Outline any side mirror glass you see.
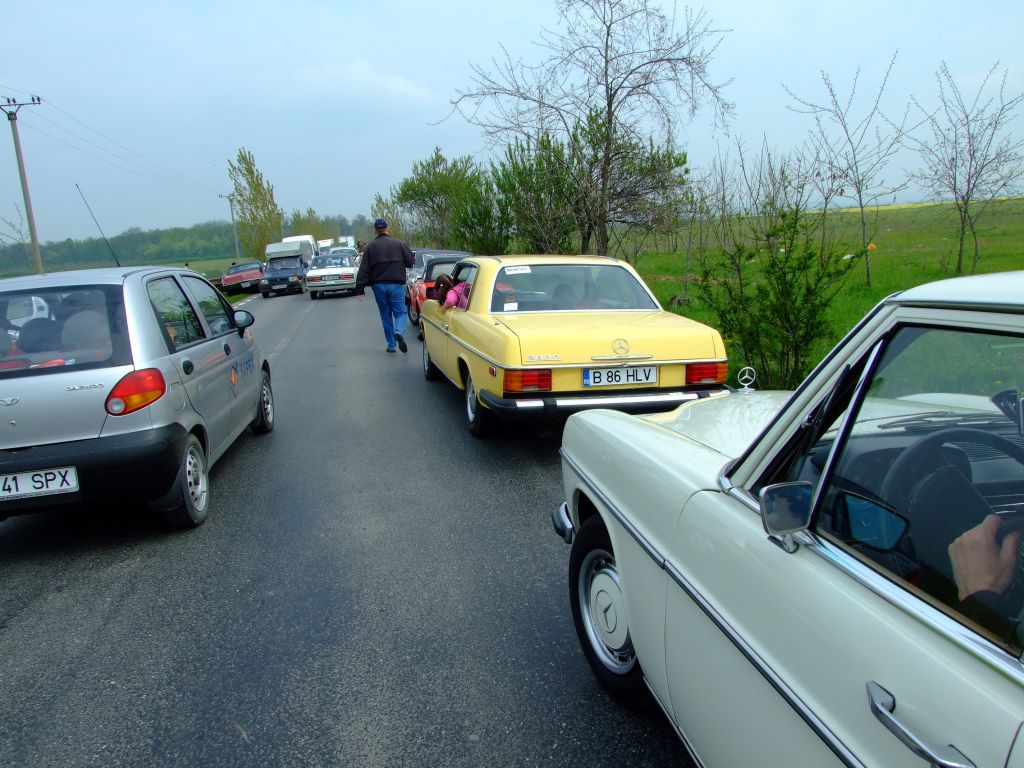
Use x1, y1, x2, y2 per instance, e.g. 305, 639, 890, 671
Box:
760, 481, 813, 537
836, 492, 907, 551
234, 309, 255, 336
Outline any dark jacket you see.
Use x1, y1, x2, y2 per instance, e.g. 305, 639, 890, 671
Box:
355, 233, 414, 292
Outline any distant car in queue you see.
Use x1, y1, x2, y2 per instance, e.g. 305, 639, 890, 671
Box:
259, 254, 307, 298
407, 254, 462, 333
219, 261, 265, 295
306, 253, 358, 300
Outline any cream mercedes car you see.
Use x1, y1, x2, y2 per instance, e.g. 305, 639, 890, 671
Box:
554, 271, 1024, 767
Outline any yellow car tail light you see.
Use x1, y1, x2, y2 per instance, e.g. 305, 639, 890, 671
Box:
686, 362, 728, 385
505, 369, 552, 392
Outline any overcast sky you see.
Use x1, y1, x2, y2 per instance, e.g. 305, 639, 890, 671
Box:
2, 0, 1021, 244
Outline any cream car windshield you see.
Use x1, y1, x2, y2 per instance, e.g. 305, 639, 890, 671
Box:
489, 264, 658, 312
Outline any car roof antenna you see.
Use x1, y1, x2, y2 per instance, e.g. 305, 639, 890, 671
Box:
75, 183, 121, 267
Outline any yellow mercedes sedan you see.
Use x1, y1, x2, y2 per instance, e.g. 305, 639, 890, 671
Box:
418, 255, 728, 436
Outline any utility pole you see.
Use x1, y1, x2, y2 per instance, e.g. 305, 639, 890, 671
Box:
1, 96, 43, 274
219, 193, 241, 263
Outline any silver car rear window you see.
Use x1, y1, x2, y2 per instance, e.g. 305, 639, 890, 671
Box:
0, 285, 130, 377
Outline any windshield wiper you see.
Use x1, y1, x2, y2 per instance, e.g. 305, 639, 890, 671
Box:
878, 411, 1013, 432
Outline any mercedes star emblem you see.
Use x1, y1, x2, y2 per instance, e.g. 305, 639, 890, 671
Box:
737, 366, 757, 389
612, 338, 630, 356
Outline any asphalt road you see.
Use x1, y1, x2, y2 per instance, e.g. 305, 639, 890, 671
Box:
0, 287, 691, 767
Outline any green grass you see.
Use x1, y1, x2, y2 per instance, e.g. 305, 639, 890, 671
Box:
637, 198, 1024, 371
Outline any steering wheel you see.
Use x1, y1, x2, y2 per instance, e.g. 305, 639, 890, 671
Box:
879, 427, 1024, 513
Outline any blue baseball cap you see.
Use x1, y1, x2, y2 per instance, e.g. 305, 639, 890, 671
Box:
374, 218, 388, 229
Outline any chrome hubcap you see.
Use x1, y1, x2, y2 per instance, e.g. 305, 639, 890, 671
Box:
466, 378, 477, 422
185, 445, 208, 513
579, 548, 635, 673
261, 380, 274, 423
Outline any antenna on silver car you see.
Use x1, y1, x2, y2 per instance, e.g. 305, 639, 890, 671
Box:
75, 183, 121, 267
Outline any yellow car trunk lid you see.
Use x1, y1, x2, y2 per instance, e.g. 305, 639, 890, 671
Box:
497, 311, 723, 366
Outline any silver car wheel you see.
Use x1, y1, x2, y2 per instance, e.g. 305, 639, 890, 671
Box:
260, 377, 274, 425
185, 440, 209, 514
577, 547, 636, 673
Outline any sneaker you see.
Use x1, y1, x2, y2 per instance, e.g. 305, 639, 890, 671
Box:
395, 333, 408, 353
386, 348, 397, 353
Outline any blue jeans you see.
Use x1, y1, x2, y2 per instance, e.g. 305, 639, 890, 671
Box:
372, 283, 408, 349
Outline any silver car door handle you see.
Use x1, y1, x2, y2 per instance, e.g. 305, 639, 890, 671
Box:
866, 682, 974, 768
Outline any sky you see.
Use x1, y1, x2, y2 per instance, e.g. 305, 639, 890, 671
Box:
1, 0, 1022, 245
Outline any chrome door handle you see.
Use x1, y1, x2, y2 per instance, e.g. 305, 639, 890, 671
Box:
866, 682, 974, 768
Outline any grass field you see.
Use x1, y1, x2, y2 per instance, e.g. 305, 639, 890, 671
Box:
637, 197, 1024, 369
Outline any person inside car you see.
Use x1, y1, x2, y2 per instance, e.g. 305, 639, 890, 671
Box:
948, 514, 1023, 644
436, 274, 469, 311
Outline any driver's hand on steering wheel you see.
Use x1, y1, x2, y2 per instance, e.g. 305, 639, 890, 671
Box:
948, 515, 1020, 601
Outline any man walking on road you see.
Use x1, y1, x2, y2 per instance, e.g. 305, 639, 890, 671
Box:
355, 219, 415, 353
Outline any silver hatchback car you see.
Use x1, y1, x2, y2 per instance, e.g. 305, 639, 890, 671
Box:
0, 266, 274, 528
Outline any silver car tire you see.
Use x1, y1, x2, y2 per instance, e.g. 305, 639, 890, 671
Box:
152, 433, 210, 529
250, 370, 275, 434
568, 516, 646, 703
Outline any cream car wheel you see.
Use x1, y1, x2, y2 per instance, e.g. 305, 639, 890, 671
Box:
569, 516, 645, 701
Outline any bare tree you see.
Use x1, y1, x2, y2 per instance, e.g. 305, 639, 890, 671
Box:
909, 62, 1024, 274
784, 53, 908, 287
453, 0, 732, 256
1, 205, 32, 274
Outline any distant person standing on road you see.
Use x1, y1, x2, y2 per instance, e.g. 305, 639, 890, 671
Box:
355, 219, 414, 353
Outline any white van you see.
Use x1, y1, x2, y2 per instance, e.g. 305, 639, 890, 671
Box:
266, 239, 314, 264
282, 235, 320, 260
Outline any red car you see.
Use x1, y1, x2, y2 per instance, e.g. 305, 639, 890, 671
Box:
219, 261, 265, 295
407, 255, 462, 337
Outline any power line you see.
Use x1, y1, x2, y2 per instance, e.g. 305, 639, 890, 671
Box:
19, 118, 218, 195
21, 110, 220, 195
0, 85, 223, 197
42, 97, 222, 193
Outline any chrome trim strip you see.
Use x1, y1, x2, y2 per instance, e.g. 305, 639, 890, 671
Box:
662, 558, 866, 768
524, 356, 728, 370
554, 392, 700, 408
590, 354, 655, 361
560, 449, 665, 566
800, 533, 1024, 679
